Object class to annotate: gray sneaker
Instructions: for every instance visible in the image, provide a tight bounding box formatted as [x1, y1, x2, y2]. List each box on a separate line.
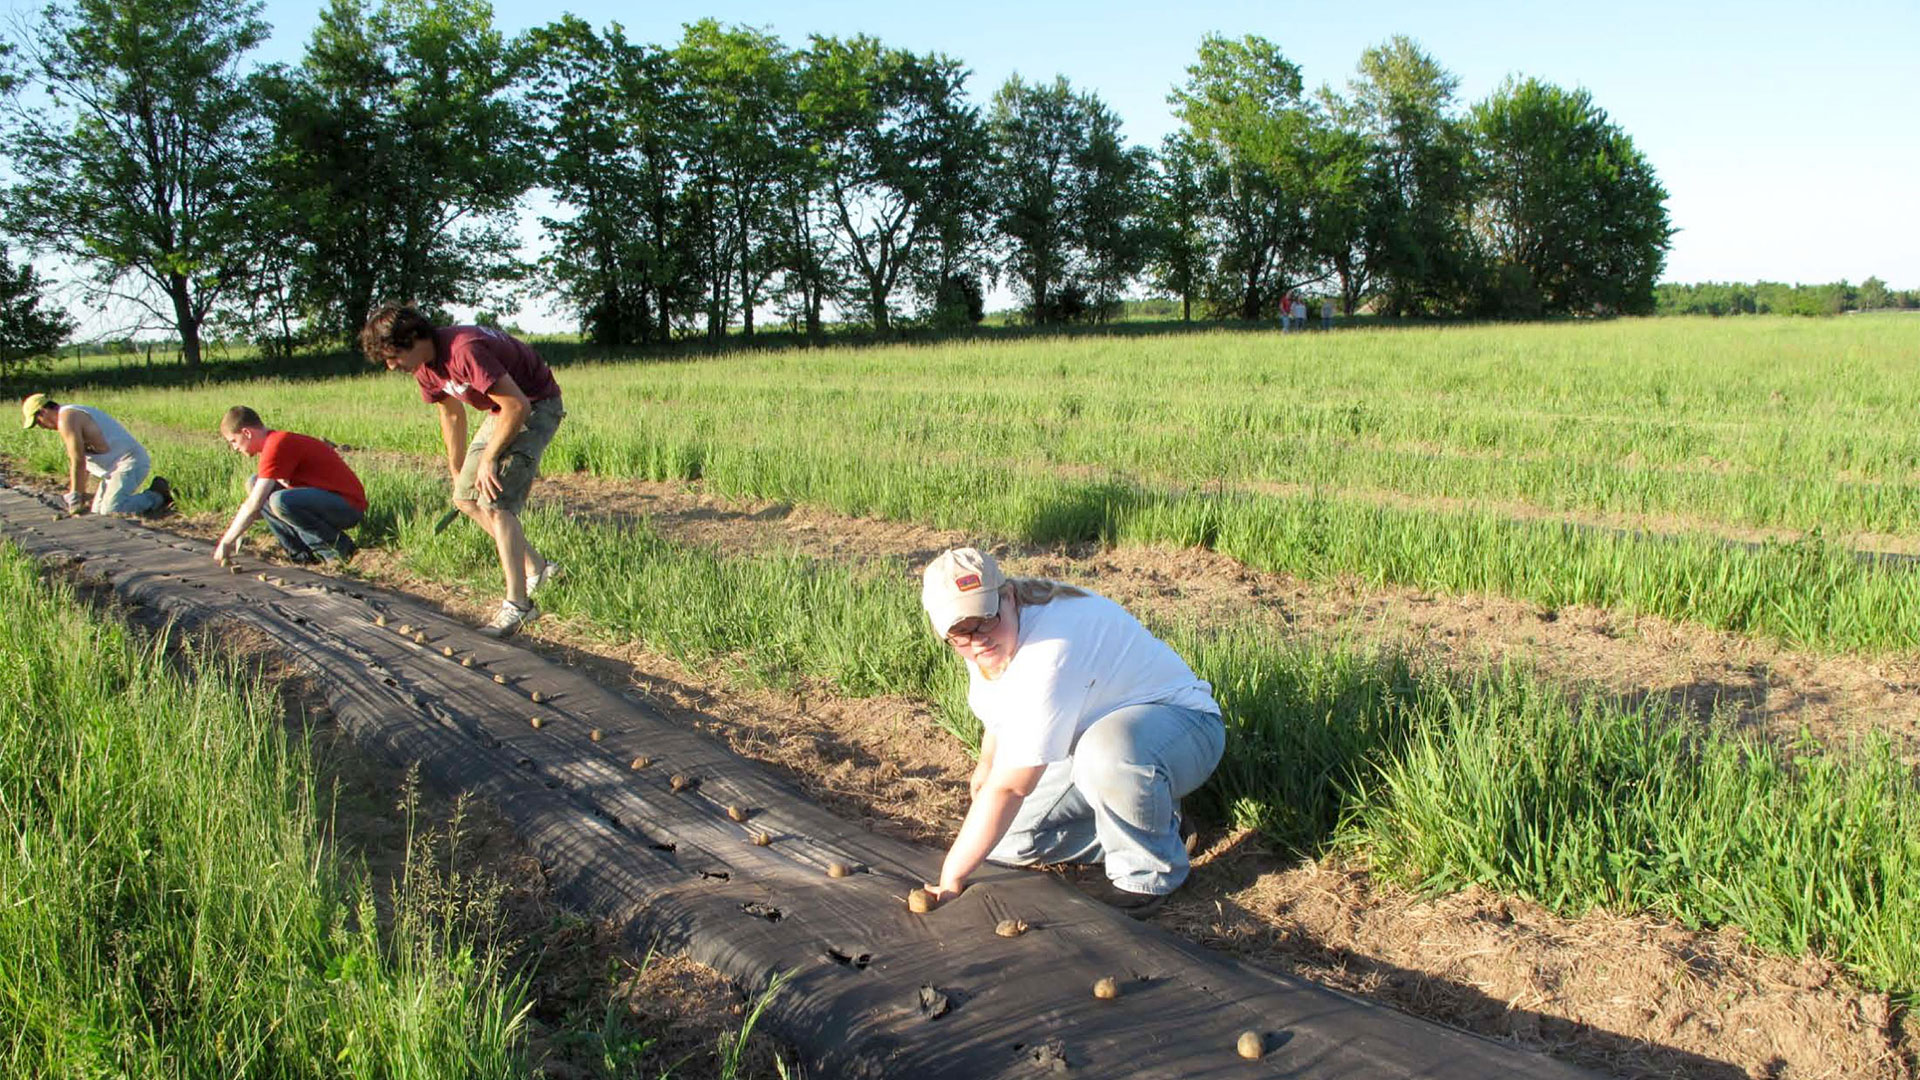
[479, 599, 538, 638]
[527, 559, 562, 595]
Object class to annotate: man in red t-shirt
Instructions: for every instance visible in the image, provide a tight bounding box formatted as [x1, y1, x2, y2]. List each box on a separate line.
[359, 303, 564, 637]
[214, 406, 368, 566]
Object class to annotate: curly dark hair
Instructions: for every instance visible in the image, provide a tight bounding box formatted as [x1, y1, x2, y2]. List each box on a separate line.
[358, 303, 438, 363]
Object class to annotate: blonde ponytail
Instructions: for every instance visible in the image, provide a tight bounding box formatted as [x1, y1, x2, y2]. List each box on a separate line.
[1007, 577, 1090, 607]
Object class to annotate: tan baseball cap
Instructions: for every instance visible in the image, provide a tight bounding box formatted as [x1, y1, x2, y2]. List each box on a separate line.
[20, 393, 49, 430]
[921, 547, 1005, 635]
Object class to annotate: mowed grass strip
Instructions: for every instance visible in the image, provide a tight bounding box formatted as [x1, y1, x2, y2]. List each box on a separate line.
[26, 315, 1920, 653]
[387, 493, 1920, 1003]
[0, 544, 528, 1078]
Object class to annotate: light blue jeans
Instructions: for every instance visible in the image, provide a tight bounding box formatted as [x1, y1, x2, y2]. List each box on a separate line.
[91, 449, 163, 515]
[987, 703, 1225, 896]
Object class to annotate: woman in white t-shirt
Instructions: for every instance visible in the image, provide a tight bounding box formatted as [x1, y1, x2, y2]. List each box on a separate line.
[920, 547, 1225, 918]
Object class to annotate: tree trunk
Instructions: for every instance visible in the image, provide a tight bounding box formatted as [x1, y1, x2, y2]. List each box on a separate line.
[1239, 269, 1261, 321]
[738, 218, 755, 339]
[167, 273, 202, 368]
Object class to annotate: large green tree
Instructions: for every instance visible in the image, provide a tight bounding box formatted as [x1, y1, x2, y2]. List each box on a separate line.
[1296, 102, 1372, 315]
[520, 17, 687, 345]
[0, 248, 74, 381]
[1146, 133, 1211, 322]
[798, 35, 988, 332]
[1337, 37, 1476, 316]
[989, 75, 1151, 323]
[259, 0, 531, 346]
[1, 0, 267, 367]
[675, 20, 793, 340]
[1469, 76, 1671, 315]
[1168, 34, 1318, 320]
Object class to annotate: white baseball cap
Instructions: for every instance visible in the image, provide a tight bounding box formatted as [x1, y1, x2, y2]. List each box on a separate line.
[920, 547, 1006, 636]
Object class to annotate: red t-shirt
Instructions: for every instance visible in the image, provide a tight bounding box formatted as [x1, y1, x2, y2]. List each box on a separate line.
[257, 431, 368, 513]
[413, 326, 561, 413]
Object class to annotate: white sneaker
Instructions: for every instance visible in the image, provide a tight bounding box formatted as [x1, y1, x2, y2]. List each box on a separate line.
[527, 559, 562, 595]
[479, 600, 538, 638]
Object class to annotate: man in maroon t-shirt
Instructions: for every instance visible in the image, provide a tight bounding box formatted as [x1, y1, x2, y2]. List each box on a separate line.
[360, 303, 564, 637]
[214, 406, 368, 566]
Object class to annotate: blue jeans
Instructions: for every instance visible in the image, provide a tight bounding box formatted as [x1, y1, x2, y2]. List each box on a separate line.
[263, 487, 362, 561]
[987, 703, 1225, 895]
[92, 450, 163, 515]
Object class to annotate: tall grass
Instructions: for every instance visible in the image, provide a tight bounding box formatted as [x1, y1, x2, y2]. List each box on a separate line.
[25, 315, 1920, 652]
[0, 543, 529, 1077]
[1357, 678, 1920, 996]
[381, 507, 1920, 1001]
[75, 316, 1920, 535]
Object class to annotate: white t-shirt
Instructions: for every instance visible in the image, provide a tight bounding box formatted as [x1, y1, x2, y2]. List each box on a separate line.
[60, 405, 144, 477]
[967, 592, 1220, 768]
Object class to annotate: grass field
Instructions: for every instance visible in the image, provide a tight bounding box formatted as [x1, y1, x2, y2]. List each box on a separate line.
[384, 502, 1920, 1002]
[0, 544, 528, 1077]
[23, 314, 1920, 652]
[10, 314, 1920, 1006]
[0, 542, 796, 1077]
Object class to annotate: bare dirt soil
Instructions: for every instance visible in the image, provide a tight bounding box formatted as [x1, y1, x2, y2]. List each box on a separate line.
[14, 460, 1918, 1079]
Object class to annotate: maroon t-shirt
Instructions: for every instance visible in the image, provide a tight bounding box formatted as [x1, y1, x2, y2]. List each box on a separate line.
[413, 326, 561, 413]
[257, 430, 368, 513]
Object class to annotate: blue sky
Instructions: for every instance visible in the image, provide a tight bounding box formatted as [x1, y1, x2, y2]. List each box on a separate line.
[239, 0, 1917, 317]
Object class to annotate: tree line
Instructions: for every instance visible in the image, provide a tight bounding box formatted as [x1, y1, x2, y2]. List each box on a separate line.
[0, 0, 1677, 368]
[1655, 278, 1920, 317]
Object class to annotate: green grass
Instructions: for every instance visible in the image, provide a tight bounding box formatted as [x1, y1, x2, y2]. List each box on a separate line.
[1357, 675, 1920, 996]
[374, 497, 1920, 1002]
[11, 316, 1920, 1002]
[19, 315, 1920, 652]
[0, 542, 531, 1077]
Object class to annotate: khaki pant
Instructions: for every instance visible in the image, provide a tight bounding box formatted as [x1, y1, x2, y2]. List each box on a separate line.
[453, 396, 564, 515]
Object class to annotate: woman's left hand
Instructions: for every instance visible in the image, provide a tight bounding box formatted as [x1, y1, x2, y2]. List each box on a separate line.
[925, 881, 964, 904]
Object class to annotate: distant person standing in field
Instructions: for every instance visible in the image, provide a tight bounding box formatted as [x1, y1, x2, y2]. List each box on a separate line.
[1321, 297, 1334, 331]
[918, 547, 1225, 919]
[359, 304, 564, 638]
[1292, 295, 1309, 332]
[1280, 289, 1298, 333]
[19, 393, 172, 516]
[213, 406, 366, 566]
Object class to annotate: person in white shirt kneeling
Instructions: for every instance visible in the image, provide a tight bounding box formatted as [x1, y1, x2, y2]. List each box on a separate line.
[919, 547, 1225, 919]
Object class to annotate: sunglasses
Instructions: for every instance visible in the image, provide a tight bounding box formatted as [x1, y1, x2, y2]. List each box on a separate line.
[943, 613, 1000, 644]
